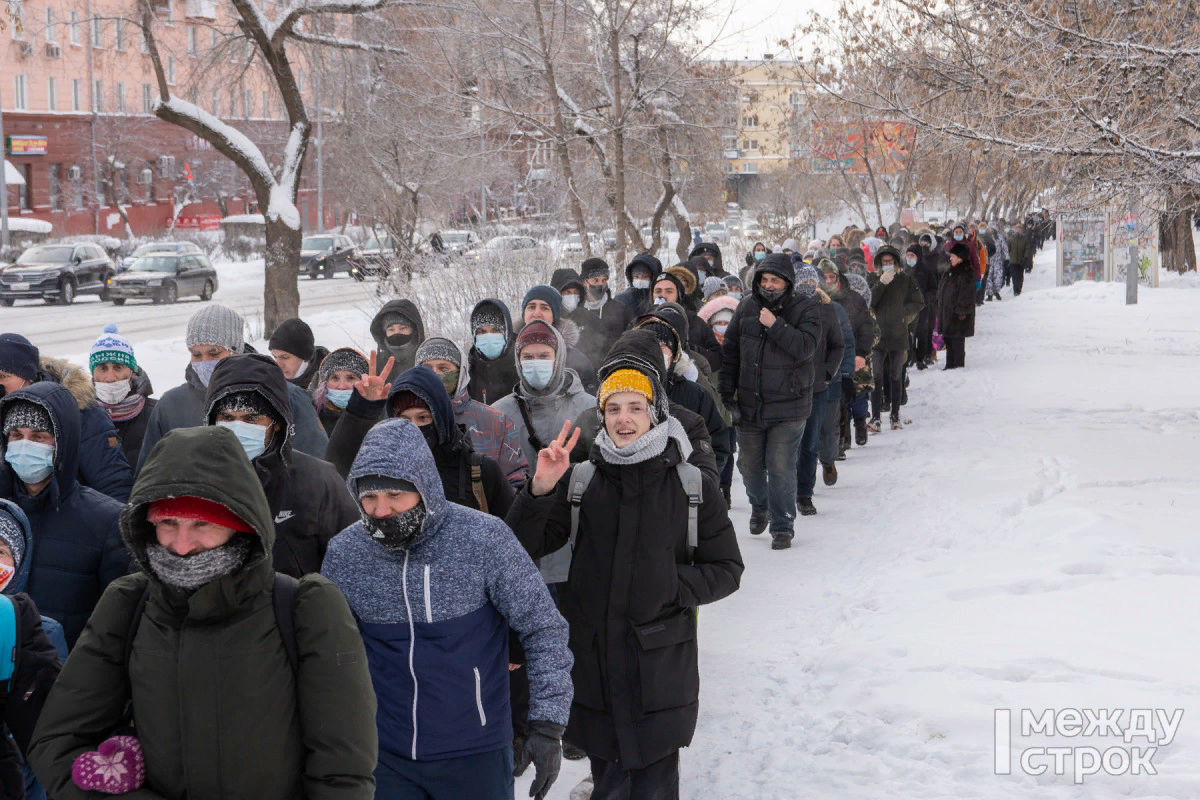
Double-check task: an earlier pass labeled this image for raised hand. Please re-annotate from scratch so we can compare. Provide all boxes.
[530,420,582,496]
[354,350,395,402]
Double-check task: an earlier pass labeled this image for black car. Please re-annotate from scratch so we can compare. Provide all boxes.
[0,243,115,306]
[106,253,219,305]
[298,234,362,279]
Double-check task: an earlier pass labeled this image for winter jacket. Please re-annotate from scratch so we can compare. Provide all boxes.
[467,298,520,405]
[906,244,939,304]
[289,345,329,392]
[972,234,988,280]
[830,299,856,379]
[718,260,822,425]
[612,253,662,318]
[1007,229,1031,269]
[506,431,743,769]
[29,425,378,800]
[580,292,634,368]
[688,242,728,278]
[324,368,514,520]
[832,279,876,360]
[450,363,529,487]
[549,318,599,396]
[936,260,977,338]
[37,357,134,502]
[137,361,328,471]
[810,289,846,394]
[370,299,426,374]
[323,419,572,761]
[869,268,924,352]
[0,383,128,648]
[205,354,360,578]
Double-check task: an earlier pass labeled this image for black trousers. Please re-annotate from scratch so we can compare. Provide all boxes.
[913,306,934,362]
[590,751,680,800]
[871,350,906,419]
[1011,267,1025,296]
[944,336,966,369]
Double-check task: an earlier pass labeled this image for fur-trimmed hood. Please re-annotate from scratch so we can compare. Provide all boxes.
[697,295,740,323]
[556,317,582,349]
[38,355,95,410]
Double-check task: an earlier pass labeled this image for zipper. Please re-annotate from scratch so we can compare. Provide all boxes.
[400,550,419,760]
[423,565,432,623]
[474,667,487,726]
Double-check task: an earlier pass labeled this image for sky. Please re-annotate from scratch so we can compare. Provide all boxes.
[693,0,829,60]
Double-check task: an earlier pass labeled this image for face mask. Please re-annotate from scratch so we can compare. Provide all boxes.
[0,562,14,593]
[419,422,441,451]
[217,419,271,461]
[713,323,728,336]
[729,291,742,301]
[475,333,506,360]
[883,265,896,273]
[698,270,707,282]
[386,332,414,347]
[587,284,606,300]
[561,295,580,313]
[440,369,460,395]
[954,234,964,241]
[906,256,917,267]
[653,296,667,305]
[4,440,55,485]
[94,380,132,405]
[192,359,220,388]
[663,353,672,371]
[326,388,353,409]
[759,288,784,304]
[754,251,765,261]
[521,359,555,390]
[364,501,427,550]
[632,278,650,290]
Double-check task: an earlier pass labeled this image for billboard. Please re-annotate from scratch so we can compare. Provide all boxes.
[810,121,914,174]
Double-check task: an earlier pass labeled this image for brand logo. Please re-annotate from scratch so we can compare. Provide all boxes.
[274,510,295,523]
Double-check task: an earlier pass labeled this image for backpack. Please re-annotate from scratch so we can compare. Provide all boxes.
[0,595,67,691]
[567,461,703,561]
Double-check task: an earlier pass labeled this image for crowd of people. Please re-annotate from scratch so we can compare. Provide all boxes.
[0,212,1052,800]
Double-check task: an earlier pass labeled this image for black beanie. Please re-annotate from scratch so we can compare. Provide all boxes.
[581,258,610,280]
[268,318,315,361]
[0,334,40,384]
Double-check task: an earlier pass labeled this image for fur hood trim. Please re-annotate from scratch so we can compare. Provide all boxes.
[697,295,740,322]
[816,287,831,304]
[555,317,582,349]
[672,350,696,379]
[39,355,95,410]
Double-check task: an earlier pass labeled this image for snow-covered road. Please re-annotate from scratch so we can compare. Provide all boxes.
[17,243,1200,797]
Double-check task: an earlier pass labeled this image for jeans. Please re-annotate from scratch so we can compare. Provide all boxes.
[737,418,807,536]
[849,389,869,421]
[819,378,843,465]
[591,750,680,800]
[796,387,830,500]
[375,746,514,800]
[871,350,906,420]
[944,336,966,369]
[720,427,737,488]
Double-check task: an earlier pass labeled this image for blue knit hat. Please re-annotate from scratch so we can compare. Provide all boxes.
[522,285,562,324]
[0,333,40,383]
[89,324,138,373]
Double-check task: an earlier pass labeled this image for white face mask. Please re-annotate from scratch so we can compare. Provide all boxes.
[632,279,651,290]
[94,380,132,405]
[562,295,580,313]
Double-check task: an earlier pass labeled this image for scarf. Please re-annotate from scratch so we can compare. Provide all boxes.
[145,536,252,591]
[597,416,693,466]
[99,394,147,423]
[584,295,606,313]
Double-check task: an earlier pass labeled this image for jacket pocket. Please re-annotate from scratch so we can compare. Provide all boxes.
[568,627,608,711]
[633,610,699,714]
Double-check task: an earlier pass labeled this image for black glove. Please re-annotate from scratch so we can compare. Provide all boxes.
[727,406,742,426]
[513,720,565,799]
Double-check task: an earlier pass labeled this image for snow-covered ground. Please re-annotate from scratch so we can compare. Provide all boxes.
[15,242,1200,797]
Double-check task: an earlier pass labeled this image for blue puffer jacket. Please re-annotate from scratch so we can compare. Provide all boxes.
[0,383,129,648]
[321,418,571,762]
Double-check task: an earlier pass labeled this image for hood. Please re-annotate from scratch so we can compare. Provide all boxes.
[0,498,33,594]
[874,245,903,270]
[754,255,795,290]
[370,298,427,365]
[346,418,450,547]
[204,353,294,463]
[905,243,926,270]
[515,322,570,398]
[697,295,740,323]
[469,298,515,356]
[593,329,670,421]
[557,317,582,349]
[550,268,586,297]
[122,425,275,614]
[133,367,154,398]
[388,365,455,447]
[0,382,81,507]
[624,252,663,284]
[688,242,724,274]
[641,302,691,349]
[38,355,95,410]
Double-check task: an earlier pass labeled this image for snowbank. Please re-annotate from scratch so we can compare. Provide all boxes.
[4,217,53,234]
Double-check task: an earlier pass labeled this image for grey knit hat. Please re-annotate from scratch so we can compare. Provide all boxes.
[318,349,369,383]
[0,506,24,572]
[701,276,726,299]
[2,400,52,436]
[414,337,462,370]
[186,305,245,353]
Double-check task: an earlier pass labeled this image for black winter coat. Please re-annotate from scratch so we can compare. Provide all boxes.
[718,270,822,424]
[936,261,977,338]
[811,293,846,394]
[869,270,925,352]
[689,312,723,374]
[906,245,940,304]
[506,439,743,769]
[665,359,729,469]
[0,591,62,800]
[205,355,360,577]
[581,294,634,366]
[833,283,875,359]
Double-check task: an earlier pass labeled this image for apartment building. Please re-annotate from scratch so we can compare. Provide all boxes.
[719,58,811,202]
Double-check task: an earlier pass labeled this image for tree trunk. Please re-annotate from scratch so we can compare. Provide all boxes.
[670,199,692,262]
[1160,187,1198,273]
[610,30,628,266]
[264,217,302,335]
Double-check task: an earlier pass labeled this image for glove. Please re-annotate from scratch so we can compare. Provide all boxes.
[513,720,565,799]
[727,406,742,426]
[880,269,895,285]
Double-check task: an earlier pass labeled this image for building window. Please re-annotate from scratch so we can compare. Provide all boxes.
[166,0,175,25]
[229,87,238,116]
[261,91,268,118]
[47,77,57,110]
[18,165,32,210]
[69,11,80,44]
[188,26,196,55]
[143,83,153,113]
[115,82,125,112]
[211,88,220,116]
[726,162,734,173]
[12,75,27,109]
[92,16,103,47]
[45,7,56,42]
[115,19,124,49]
[94,79,104,112]
[789,91,804,109]
[742,115,759,128]
[49,164,63,211]
[9,1,24,40]
[742,162,758,173]
[72,79,82,111]
[70,165,84,208]
[211,28,218,51]
[167,56,176,84]
[187,87,198,104]
[243,88,252,117]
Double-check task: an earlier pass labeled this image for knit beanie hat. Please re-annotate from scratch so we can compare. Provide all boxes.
[0,506,25,571]
[186,305,244,353]
[89,324,138,373]
[515,321,558,355]
[653,272,686,300]
[212,390,280,427]
[2,400,52,436]
[471,305,506,333]
[702,276,726,299]
[318,348,369,383]
[390,391,429,416]
[267,318,315,361]
[597,369,655,412]
[636,318,680,358]
[795,266,821,285]
[147,496,253,533]
[356,474,417,499]
[0,333,40,384]
[581,258,610,280]
[522,285,562,324]
[414,337,462,370]
[724,275,743,290]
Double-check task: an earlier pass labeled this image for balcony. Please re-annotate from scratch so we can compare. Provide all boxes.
[723,148,742,160]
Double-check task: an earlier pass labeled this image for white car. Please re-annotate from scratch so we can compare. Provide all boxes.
[436,230,481,255]
[704,222,728,244]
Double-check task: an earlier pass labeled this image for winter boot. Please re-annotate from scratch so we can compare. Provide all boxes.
[993,293,1001,301]
[854,417,869,445]
[891,415,904,431]
[823,463,838,486]
[771,534,792,550]
[986,293,994,301]
[749,508,769,535]
[836,448,847,462]
[721,484,732,508]
[866,416,882,434]
[798,498,817,516]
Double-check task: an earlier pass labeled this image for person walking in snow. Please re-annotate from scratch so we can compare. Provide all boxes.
[1006,221,1032,296]
[518,285,599,395]
[579,257,634,365]
[310,347,370,436]
[612,254,662,318]
[936,242,978,369]
[88,325,157,473]
[268,317,329,391]
[506,358,743,799]
[467,298,520,405]
[905,244,939,369]
[868,246,924,432]
[30,425,379,800]
[322,418,572,800]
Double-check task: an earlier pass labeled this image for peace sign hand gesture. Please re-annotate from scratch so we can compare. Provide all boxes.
[354,350,395,403]
[530,420,582,496]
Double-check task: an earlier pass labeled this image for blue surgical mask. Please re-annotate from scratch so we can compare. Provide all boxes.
[4,439,55,485]
[216,419,270,461]
[475,333,506,360]
[192,359,220,388]
[754,251,765,261]
[521,359,555,390]
[713,323,729,335]
[654,296,667,305]
[729,291,742,301]
[698,270,707,282]
[953,234,964,241]
[327,388,353,409]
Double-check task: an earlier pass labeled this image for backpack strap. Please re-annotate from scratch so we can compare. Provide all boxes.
[124,584,152,672]
[674,463,703,560]
[567,461,597,551]
[514,396,547,453]
[469,452,489,515]
[0,594,17,687]
[273,572,301,677]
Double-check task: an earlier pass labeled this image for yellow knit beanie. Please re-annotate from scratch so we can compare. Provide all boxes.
[597,369,654,410]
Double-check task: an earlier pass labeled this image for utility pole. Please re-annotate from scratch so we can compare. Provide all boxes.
[315,61,323,232]
[1,94,9,251]
[1125,208,1138,305]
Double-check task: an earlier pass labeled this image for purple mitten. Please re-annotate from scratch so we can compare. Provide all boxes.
[72,736,145,794]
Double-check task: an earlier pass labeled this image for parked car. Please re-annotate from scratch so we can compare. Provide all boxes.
[434,230,481,256]
[106,253,218,305]
[352,234,402,280]
[703,221,728,244]
[0,242,115,306]
[560,232,602,260]
[471,235,551,267]
[299,234,362,279]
